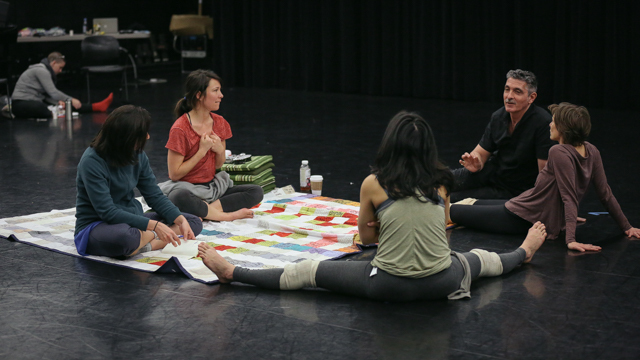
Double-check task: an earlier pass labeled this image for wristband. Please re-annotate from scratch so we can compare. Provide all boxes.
[153,221,159,232]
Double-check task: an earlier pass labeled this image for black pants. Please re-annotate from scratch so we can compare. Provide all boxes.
[450,160,516,203]
[168,184,264,218]
[12,100,92,119]
[232,248,527,302]
[450,199,532,234]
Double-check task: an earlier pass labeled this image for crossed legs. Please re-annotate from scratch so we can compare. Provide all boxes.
[168,185,263,222]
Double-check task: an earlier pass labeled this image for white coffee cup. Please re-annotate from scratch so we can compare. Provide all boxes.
[310,175,323,195]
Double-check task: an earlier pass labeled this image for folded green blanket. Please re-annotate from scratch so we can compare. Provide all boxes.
[220,155,273,172]
[229,168,272,182]
[263,183,276,193]
[227,162,275,176]
[235,175,275,187]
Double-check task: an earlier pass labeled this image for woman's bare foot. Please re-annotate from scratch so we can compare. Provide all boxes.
[149,239,167,251]
[227,208,254,220]
[205,204,254,221]
[198,242,235,283]
[521,221,547,263]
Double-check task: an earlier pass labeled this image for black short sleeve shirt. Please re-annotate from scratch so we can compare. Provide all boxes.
[478,104,555,194]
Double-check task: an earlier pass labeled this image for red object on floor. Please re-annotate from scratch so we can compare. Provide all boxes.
[92,92,114,112]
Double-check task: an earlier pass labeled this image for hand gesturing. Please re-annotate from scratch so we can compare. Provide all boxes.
[459,152,483,173]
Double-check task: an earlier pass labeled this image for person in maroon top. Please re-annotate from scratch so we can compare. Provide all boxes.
[158,70,263,221]
[450,102,640,252]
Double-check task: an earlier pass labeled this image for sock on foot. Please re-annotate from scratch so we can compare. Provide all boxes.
[92,92,113,112]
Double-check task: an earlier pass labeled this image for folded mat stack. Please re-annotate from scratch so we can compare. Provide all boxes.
[221,155,276,193]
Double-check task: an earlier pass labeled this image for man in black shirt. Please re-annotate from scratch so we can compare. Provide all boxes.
[451,69,555,203]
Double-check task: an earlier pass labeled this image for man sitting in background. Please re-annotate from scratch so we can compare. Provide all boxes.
[9,51,112,119]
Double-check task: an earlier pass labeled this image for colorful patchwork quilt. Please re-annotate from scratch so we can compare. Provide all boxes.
[0,191,362,284]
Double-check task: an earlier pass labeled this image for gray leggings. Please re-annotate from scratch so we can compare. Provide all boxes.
[233,248,526,302]
[168,185,264,218]
[86,212,203,258]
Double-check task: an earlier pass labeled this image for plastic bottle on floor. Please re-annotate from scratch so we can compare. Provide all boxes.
[300,160,311,193]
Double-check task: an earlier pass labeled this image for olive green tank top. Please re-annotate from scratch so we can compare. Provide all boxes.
[370,194,452,278]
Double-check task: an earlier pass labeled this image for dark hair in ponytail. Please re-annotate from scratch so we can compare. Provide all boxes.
[174,69,223,118]
[371,111,454,202]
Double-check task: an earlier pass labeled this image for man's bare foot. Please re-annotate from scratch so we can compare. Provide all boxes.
[521,221,547,263]
[198,242,235,283]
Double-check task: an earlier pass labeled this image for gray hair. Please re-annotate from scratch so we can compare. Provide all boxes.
[506,69,537,94]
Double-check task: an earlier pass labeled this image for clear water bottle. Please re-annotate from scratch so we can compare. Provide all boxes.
[82,18,87,34]
[300,160,311,193]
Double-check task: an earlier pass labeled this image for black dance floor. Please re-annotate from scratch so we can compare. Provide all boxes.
[1,70,639,359]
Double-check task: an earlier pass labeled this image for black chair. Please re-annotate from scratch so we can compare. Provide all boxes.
[81,35,128,102]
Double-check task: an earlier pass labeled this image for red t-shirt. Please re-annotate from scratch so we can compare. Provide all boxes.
[165,112,232,184]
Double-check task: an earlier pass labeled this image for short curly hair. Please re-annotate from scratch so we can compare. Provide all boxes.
[506,69,537,94]
[548,102,591,146]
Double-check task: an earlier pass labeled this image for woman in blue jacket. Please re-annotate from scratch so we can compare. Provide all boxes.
[74,105,202,258]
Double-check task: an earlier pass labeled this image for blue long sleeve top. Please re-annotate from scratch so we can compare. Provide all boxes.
[75,147,182,235]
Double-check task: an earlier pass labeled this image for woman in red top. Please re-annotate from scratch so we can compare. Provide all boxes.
[159,70,263,221]
[450,102,640,252]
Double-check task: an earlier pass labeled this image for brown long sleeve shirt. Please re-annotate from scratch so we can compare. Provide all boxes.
[506,142,631,244]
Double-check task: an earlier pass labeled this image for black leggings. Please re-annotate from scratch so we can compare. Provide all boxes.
[168,185,264,218]
[450,199,532,234]
[233,248,526,302]
[450,165,516,203]
[12,100,92,119]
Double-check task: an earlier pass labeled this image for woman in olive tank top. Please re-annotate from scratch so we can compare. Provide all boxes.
[196,111,548,302]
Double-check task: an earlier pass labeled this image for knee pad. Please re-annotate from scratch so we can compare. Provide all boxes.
[470,249,503,277]
[279,259,319,290]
